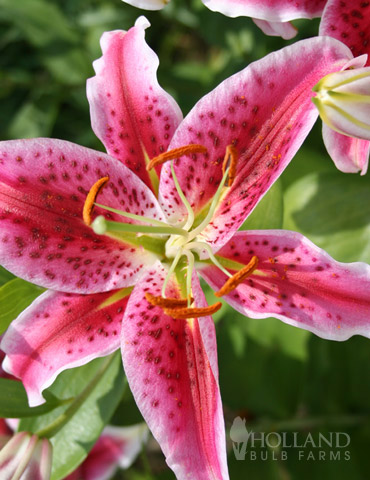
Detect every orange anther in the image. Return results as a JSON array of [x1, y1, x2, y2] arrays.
[[146, 144, 207, 171], [222, 145, 238, 186], [145, 292, 194, 308], [215, 256, 259, 297], [83, 176, 109, 226], [163, 302, 222, 319]]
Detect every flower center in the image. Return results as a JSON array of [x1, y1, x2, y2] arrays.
[[83, 144, 258, 317]]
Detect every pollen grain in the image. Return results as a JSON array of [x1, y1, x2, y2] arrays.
[[146, 144, 207, 171], [163, 301, 222, 319], [215, 256, 259, 297], [83, 176, 109, 226], [145, 292, 194, 308], [222, 145, 238, 186]]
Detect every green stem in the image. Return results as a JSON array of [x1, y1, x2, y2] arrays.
[[170, 161, 194, 231], [35, 353, 120, 439]]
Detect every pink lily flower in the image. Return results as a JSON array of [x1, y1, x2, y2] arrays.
[[64, 423, 149, 480], [1, 16, 370, 479], [0, 350, 148, 480], [0, 417, 147, 480]]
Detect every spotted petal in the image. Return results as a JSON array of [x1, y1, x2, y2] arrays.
[[1, 288, 130, 406], [0, 138, 163, 293], [320, 0, 370, 65], [199, 230, 370, 341], [121, 263, 229, 480], [159, 37, 353, 248], [87, 16, 183, 191]]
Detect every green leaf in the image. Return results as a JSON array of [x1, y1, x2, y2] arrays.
[[19, 353, 126, 480], [283, 171, 370, 263], [0, 266, 14, 286], [0, 279, 44, 334], [217, 308, 306, 417], [7, 91, 59, 138], [0, 378, 65, 418], [245, 315, 310, 362], [241, 179, 284, 231], [0, 0, 78, 47]]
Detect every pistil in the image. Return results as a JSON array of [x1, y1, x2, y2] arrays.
[[91, 215, 188, 237]]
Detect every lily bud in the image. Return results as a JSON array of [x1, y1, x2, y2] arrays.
[[312, 67, 370, 141], [0, 431, 52, 480]]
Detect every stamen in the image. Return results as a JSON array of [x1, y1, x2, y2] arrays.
[[94, 202, 171, 228], [222, 145, 238, 187], [83, 177, 109, 225], [170, 162, 194, 231], [182, 249, 195, 306], [162, 249, 183, 298], [146, 144, 207, 171], [163, 301, 222, 319], [145, 292, 193, 308], [215, 256, 259, 297], [187, 166, 230, 242], [184, 241, 232, 278]]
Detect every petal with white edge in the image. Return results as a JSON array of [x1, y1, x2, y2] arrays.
[[121, 262, 229, 480], [199, 230, 370, 341], [0, 138, 163, 293], [1, 288, 130, 406], [322, 124, 369, 174], [87, 17, 182, 191]]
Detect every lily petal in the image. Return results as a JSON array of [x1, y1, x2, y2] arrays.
[[159, 37, 352, 247], [199, 230, 370, 341], [1, 288, 130, 406], [252, 18, 297, 40], [65, 424, 149, 480], [322, 125, 369, 174], [87, 16, 183, 191], [0, 419, 12, 439], [0, 138, 163, 293], [320, 0, 370, 64], [121, 263, 229, 480], [202, 0, 326, 22]]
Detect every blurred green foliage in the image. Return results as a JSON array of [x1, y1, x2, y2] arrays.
[[0, 0, 369, 478]]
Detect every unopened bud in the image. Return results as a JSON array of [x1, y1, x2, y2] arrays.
[[313, 67, 370, 140]]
